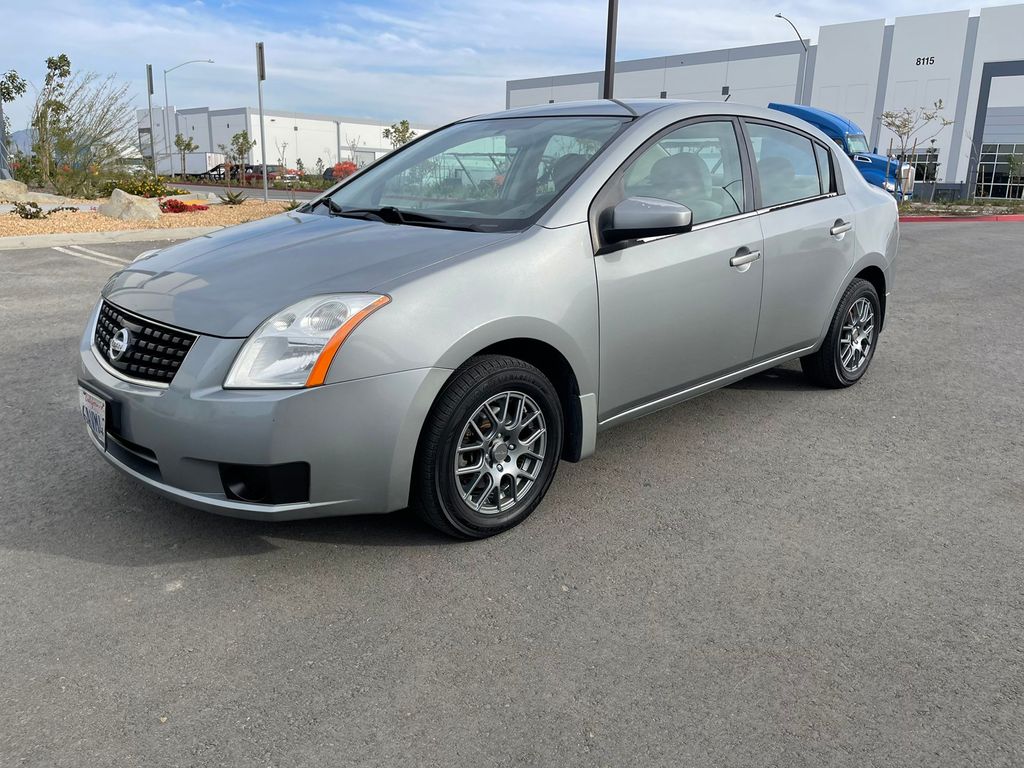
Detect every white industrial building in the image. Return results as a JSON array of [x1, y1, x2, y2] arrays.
[[137, 106, 431, 172], [506, 3, 1024, 197]]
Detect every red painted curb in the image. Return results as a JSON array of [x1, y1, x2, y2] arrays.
[[900, 214, 1024, 223]]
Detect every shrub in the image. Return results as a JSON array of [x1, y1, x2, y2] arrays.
[[11, 201, 46, 219], [98, 176, 169, 198], [160, 198, 209, 214], [10, 201, 78, 219], [217, 190, 248, 205], [333, 161, 358, 180]]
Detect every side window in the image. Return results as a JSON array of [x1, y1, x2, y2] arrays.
[[814, 143, 833, 195], [536, 134, 603, 197], [747, 123, 822, 207], [622, 121, 745, 225]]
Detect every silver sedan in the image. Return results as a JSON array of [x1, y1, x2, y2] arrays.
[[77, 99, 898, 538]]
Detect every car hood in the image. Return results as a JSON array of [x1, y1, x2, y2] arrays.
[[855, 151, 899, 168], [103, 212, 515, 337]]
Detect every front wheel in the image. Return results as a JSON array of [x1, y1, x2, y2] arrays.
[[801, 278, 881, 388], [413, 355, 563, 539]]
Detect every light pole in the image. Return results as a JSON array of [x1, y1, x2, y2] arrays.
[[162, 59, 214, 174], [603, 0, 619, 99], [775, 13, 809, 104]]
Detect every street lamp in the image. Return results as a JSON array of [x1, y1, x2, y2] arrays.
[[775, 13, 809, 105], [162, 59, 214, 173]]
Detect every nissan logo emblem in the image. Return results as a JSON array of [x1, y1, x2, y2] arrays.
[[109, 328, 132, 362]]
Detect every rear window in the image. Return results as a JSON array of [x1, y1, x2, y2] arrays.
[[747, 123, 823, 207]]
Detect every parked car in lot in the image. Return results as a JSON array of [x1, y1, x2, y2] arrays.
[[77, 100, 898, 538], [243, 164, 286, 183]]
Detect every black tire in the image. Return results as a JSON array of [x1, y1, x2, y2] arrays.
[[413, 355, 563, 539], [801, 278, 881, 388]]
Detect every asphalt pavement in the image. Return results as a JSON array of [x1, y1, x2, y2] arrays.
[[1, 224, 1022, 767]]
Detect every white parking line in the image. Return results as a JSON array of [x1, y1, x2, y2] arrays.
[[67, 244, 130, 264], [51, 246, 125, 268]]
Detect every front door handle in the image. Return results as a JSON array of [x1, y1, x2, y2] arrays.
[[729, 249, 761, 268], [830, 219, 853, 237]]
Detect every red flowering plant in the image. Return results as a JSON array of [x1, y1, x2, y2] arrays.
[[160, 198, 209, 213], [332, 161, 358, 180]]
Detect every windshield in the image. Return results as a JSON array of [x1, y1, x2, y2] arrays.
[[846, 134, 870, 154], [320, 116, 629, 231]]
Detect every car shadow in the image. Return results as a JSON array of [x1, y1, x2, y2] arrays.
[[6, 334, 817, 569], [727, 364, 817, 391]]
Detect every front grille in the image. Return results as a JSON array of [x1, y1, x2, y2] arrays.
[[93, 300, 197, 385]]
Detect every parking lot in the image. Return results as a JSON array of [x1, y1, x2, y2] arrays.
[[1, 223, 1021, 767]]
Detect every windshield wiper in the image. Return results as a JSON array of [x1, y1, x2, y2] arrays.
[[332, 206, 481, 231], [313, 197, 345, 215]]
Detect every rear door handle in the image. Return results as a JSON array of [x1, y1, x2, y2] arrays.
[[729, 250, 761, 268], [830, 220, 853, 237]]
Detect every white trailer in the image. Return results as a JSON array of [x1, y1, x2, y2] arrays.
[[156, 152, 225, 177]]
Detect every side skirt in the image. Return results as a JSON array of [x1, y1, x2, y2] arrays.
[[596, 345, 817, 431]]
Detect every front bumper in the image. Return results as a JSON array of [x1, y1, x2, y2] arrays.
[[78, 306, 450, 520]]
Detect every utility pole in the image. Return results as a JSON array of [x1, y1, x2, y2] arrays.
[[146, 65, 157, 178], [256, 42, 269, 203], [0, 97, 8, 180], [603, 0, 618, 100], [162, 59, 214, 177], [775, 13, 809, 104]]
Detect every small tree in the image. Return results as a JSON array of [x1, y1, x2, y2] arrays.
[[174, 132, 198, 179], [274, 139, 288, 167], [31, 54, 72, 184], [314, 157, 325, 177], [295, 157, 305, 176], [218, 130, 255, 186], [879, 99, 953, 195], [382, 119, 415, 150], [1, 70, 27, 147], [1007, 154, 1024, 199], [343, 133, 362, 164]]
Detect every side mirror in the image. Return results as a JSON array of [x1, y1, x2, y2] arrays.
[[604, 197, 693, 244]]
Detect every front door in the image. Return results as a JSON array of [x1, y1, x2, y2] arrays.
[[594, 119, 763, 422]]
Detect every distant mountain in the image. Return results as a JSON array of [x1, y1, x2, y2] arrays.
[[8, 129, 32, 154]]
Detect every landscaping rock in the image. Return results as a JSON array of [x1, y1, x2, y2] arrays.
[[24, 191, 69, 205], [96, 189, 160, 222], [0, 179, 29, 202], [0, 181, 73, 207]]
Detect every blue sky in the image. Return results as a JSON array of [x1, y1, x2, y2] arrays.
[[2, 0, 1018, 129]]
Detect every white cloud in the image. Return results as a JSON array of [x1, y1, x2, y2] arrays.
[[3, 0, 1022, 131]]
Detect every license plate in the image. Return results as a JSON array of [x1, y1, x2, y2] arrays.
[[78, 386, 106, 449]]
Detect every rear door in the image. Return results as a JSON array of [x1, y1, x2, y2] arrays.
[[741, 120, 857, 358]]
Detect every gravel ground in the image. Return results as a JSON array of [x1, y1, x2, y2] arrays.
[[0, 200, 290, 237], [0, 224, 1022, 767]]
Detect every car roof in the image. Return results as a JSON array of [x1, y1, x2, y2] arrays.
[[464, 99, 832, 128], [466, 99, 677, 121]]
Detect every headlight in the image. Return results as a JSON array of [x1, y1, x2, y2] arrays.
[[225, 294, 390, 389]]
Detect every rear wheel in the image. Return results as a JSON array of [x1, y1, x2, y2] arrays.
[[801, 278, 881, 388], [413, 355, 563, 539]]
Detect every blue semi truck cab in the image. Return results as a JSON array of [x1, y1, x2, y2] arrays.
[[768, 103, 908, 196]]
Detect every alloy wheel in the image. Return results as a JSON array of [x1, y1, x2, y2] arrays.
[[839, 297, 876, 374], [454, 391, 547, 514]]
